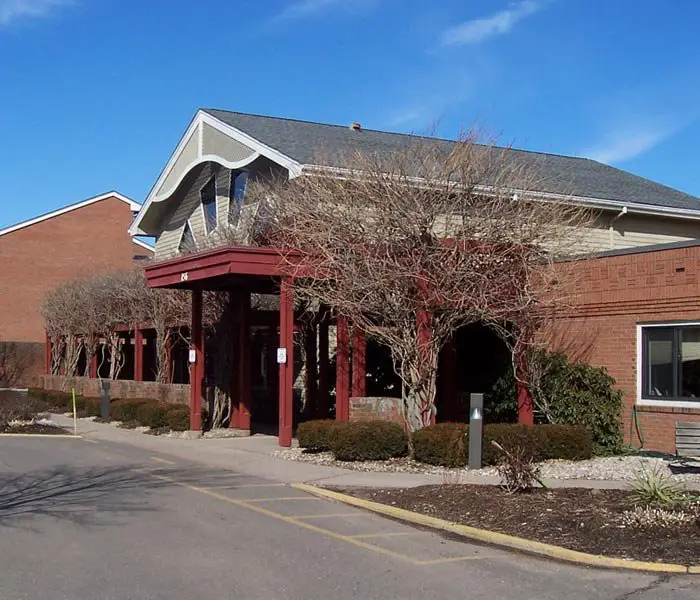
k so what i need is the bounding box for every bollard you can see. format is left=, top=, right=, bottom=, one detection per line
left=468, top=393, right=484, bottom=469
left=100, top=380, right=110, bottom=420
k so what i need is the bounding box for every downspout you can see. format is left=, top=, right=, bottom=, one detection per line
left=609, top=206, right=628, bottom=250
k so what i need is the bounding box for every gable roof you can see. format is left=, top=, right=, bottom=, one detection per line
left=0, top=191, right=144, bottom=238
left=203, top=108, right=700, bottom=215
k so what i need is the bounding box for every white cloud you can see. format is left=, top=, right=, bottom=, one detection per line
left=272, top=0, right=371, bottom=23
left=0, top=0, right=71, bottom=26
left=441, top=0, right=541, bottom=46
left=584, top=123, right=678, bottom=164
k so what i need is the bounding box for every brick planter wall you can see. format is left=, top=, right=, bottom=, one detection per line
left=350, top=396, right=403, bottom=425
left=39, top=375, right=189, bottom=405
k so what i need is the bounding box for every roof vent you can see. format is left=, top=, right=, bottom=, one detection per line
left=350, top=122, right=362, bottom=131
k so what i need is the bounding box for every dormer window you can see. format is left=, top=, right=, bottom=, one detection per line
left=229, top=171, right=248, bottom=225
left=179, top=221, right=195, bottom=253
left=201, top=176, right=217, bottom=233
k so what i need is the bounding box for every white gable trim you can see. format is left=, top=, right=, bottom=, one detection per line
left=130, top=110, right=303, bottom=236
left=0, top=191, right=141, bottom=238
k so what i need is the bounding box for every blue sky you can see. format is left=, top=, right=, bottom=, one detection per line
left=1, top=0, right=699, bottom=228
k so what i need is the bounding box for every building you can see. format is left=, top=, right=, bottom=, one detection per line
left=0, top=192, right=153, bottom=383
left=129, top=109, right=700, bottom=451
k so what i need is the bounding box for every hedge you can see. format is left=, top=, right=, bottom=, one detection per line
left=297, top=419, right=346, bottom=452
left=110, top=398, right=154, bottom=422
left=331, top=420, right=408, bottom=461
left=413, top=422, right=594, bottom=467
left=166, top=405, right=190, bottom=431
left=135, top=402, right=171, bottom=429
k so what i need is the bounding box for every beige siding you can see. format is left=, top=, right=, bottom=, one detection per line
left=202, top=123, right=256, bottom=163
left=157, top=127, right=200, bottom=196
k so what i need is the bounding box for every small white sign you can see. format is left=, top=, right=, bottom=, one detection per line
left=180, top=272, right=189, bottom=282
left=188, top=349, right=197, bottom=364
left=276, top=348, right=287, bottom=364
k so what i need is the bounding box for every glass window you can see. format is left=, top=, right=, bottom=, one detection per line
left=642, top=325, right=700, bottom=401
left=229, top=171, right=248, bottom=225
left=179, top=222, right=195, bottom=253
left=201, top=176, right=217, bottom=233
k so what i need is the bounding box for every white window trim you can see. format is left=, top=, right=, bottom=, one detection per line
left=200, top=175, right=218, bottom=234
left=636, top=321, right=700, bottom=409
left=177, top=219, right=197, bottom=253
left=229, top=169, right=248, bottom=223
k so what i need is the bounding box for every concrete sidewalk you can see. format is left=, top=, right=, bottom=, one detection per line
left=50, top=414, right=698, bottom=490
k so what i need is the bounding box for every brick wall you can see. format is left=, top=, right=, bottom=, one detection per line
left=550, top=243, right=700, bottom=453
left=39, top=375, right=189, bottom=405
left=0, top=195, right=152, bottom=343
left=350, top=396, right=403, bottom=425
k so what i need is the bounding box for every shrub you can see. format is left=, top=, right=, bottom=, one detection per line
left=412, top=422, right=594, bottom=467
left=631, top=465, right=690, bottom=507
left=330, top=420, right=408, bottom=461
left=82, top=397, right=102, bottom=418
left=413, top=423, right=468, bottom=467
left=27, top=388, right=47, bottom=402
left=135, top=402, right=170, bottom=429
left=0, top=395, right=46, bottom=425
left=166, top=405, right=190, bottom=431
left=44, top=391, right=72, bottom=411
left=297, top=419, right=346, bottom=452
left=491, top=441, right=542, bottom=493
left=110, top=398, right=153, bottom=422
left=488, top=350, right=624, bottom=455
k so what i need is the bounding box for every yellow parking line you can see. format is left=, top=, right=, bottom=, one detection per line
left=150, top=456, right=176, bottom=465
left=243, top=496, right=320, bottom=503
left=143, top=471, right=427, bottom=565
left=289, top=513, right=368, bottom=520
left=349, top=532, right=424, bottom=539
left=215, top=483, right=287, bottom=489
left=416, top=556, right=493, bottom=565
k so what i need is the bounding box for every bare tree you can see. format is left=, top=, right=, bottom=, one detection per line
left=255, top=135, right=592, bottom=431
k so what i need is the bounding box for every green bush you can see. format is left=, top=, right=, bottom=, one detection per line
left=297, top=419, right=346, bottom=452
left=166, top=405, right=190, bottom=431
left=27, top=388, right=47, bottom=402
left=412, top=423, right=468, bottom=467
left=110, top=398, right=153, bottom=422
left=135, top=402, right=170, bottom=429
left=82, top=397, right=102, bottom=418
left=488, top=350, right=624, bottom=454
left=412, top=422, right=593, bottom=467
left=44, top=391, right=72, bottom=411
left=330, top=420, right=408, bottom=461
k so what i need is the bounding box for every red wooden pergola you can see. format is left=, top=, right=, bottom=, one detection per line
left=143, top=245, right=363, bottom=446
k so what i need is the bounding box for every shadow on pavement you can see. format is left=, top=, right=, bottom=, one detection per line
left=0, top=465, right=248, bottom=527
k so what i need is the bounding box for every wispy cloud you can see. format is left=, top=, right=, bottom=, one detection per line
left=0, top=0, right=72, bottom=26
left=271, top=0, right=372, bottom=23
left=441, top=0, right=541, bottom=46
left=584, top=123, right=681, bottom=164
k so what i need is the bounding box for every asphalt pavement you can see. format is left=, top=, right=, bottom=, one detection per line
left=0, top=435, right=697, bottom=600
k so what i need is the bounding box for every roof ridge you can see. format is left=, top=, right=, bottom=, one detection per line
left=202, top=108, right=594, bottom=163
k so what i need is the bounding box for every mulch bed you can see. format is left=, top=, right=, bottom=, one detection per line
left=339, top=485, right=700, bottom=565
left=1, top=423, right=70, bottom=434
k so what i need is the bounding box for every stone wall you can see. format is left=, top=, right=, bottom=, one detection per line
left=39, top=375, right=189, bottom=405
left=349, top=396, right=403, bottom=425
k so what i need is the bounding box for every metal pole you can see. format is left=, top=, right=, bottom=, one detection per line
left=100, top=380, right=110, bottom=420
left=468, top=393, right=483, bottom=469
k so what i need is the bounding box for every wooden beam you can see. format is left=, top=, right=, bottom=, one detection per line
left=278, top=277, right=294, bottom=447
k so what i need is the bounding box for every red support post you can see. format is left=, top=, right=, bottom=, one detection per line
left=190, top=290, right=204, bottom=431
left=351, top=327, right=366, bottom=398
left=304, top=321, right=318, bottom=418
left=134, top=328, right=144, bottom=382
left=164, top=332, right=172, bottom=384
left=416, top=310, right=435, bottom=426
left=318, top=316, right=330, bottom=418
left=237, top=290, right=252, bottom=431
left=516, top=350, right=534, bottom=425
left=278, top=277, right=294, bottom=447
left=335, top=317, right=350, bottom=421
left=89, top=353, right=98, bottom=379
left=44, top=332, right=51, bottom=375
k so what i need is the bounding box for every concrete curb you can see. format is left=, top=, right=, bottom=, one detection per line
left=0, top=433, right=82, bottom=439
left=293, top=483, right=699, bottom=574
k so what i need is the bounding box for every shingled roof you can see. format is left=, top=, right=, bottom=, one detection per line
left=203, top=108, right=700, bottom=213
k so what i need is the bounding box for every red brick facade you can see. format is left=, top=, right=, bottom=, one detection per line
left=0, top=195, right=151, bottom=344
left=550, top=243, right=700, bottom=453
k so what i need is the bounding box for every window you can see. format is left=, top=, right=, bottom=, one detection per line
left=179, top=222, right=195, bottom=253
left=201, top=176, right=217, bottom=233
left=229, top=171, right=248, bottom=225
left=641, top=324, right=700, bottom=402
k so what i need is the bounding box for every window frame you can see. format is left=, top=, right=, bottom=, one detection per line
left=637, top=321, right=700, bottom=408
left=229, top=170, right=248, bottom=225
left=200, top=175, right=218, bottom=234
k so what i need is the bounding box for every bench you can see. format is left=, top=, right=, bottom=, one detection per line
left=675, top=422, right=700, bottom=457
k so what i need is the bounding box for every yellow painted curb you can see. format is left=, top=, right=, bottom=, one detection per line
left=293, top=483, right=695, bottom=574
left=0, top=433, right=82, bottom=439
